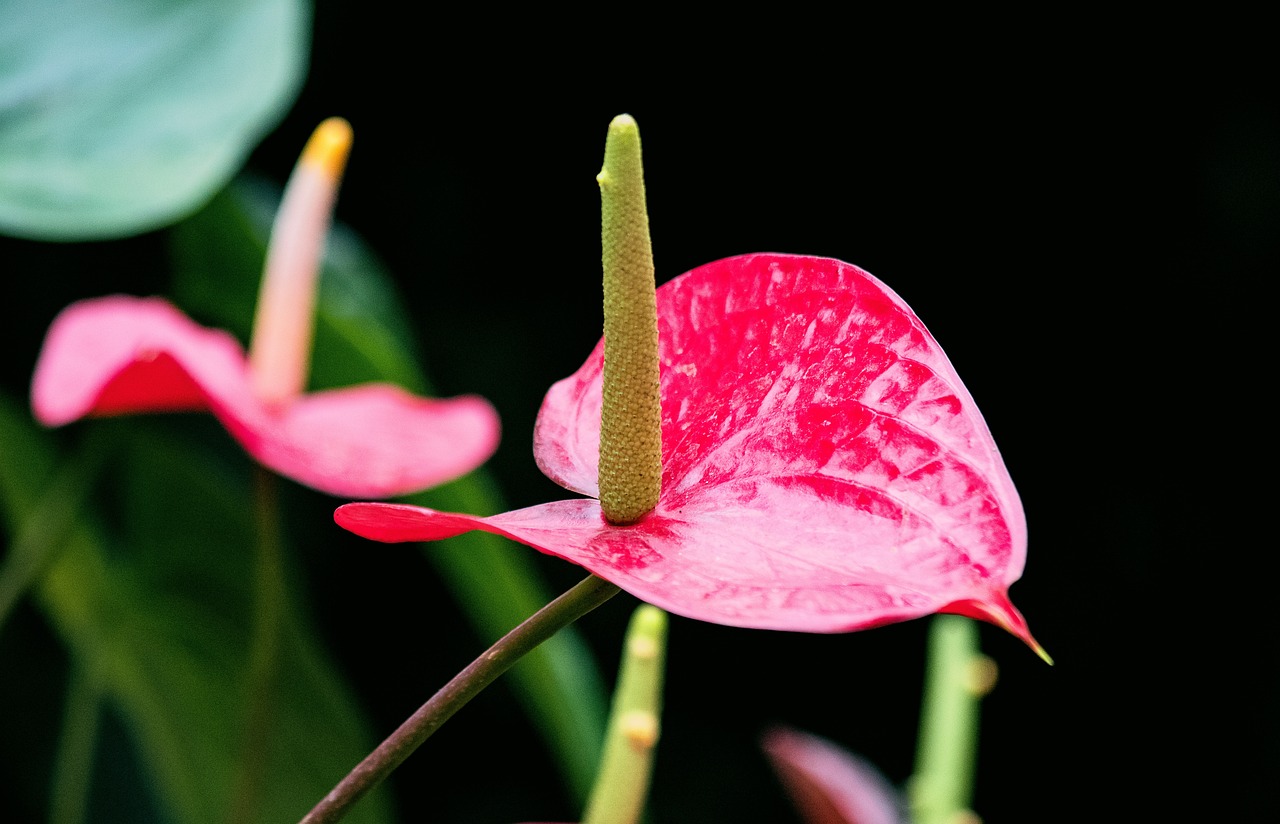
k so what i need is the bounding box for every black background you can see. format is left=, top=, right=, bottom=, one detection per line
left=2, top=11, right=1274, bottom=824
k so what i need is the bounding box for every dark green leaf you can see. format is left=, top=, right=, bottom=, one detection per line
left=0, top=395, right=394, bottom=824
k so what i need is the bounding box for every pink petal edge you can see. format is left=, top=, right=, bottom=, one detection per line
left=31, top=295, right=500, bottom=498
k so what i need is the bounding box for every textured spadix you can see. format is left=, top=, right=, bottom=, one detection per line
left=337, top=253, right=1037, bottom=648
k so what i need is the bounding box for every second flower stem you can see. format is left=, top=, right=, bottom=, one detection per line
left=298, top=573, right=622, bottom=824
left=227, top=467, right=288, bottom=824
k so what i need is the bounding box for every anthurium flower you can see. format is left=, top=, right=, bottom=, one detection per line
left=30, top=118, right=500, bottom=498
left=762, top=725, right=907, bottom=824
left=336, top=252, right=1041, bottom=652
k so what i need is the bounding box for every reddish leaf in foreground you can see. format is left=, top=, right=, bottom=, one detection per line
left=30, top=295, right=500, bottom=498
left=337, top=253, right=1038, bottom=648
left=762, top=726, right=906, bottom=824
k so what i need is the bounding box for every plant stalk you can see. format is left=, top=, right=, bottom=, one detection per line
left=910, top=615, right=997, bottom=824
left=581, top=605, right=667, bottom=824
left=48, top=662, right=104, bottom=824
left=226, top=467, right=288, bottom=824
left=298, top=574, right=621, bottom=824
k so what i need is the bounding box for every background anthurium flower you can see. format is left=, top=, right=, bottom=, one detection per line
left=337, top=253, right=1039, bottom=651
left=762, top=725, right=907, bottom=824
left=30, top=294, right=500, bottom=497
left=30, top=119, right=499, bottom=499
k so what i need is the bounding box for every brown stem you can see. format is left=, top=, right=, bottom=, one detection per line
left=298, top=573, right=622, bottom=824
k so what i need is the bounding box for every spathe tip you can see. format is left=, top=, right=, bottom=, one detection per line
left=942, top=592, right=1053, bottom=665
left=1029, top=638, right=1054, bottom=666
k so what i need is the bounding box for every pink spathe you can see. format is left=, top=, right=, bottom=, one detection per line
left=337, top=253, right=1037, bottom=648
left=31, top=294, right=499, bottom=498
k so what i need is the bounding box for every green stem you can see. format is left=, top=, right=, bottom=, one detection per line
left=298, top=574, right=622, bottom=824
left=0, top=428, right=110, bottom=635
left=226, top=467, right=288, bottom=824
left=581, top=605, right=667, bottom=824
left=910, top=615, right=997, bottom=824
left=48, top=663, right=104, bottom=824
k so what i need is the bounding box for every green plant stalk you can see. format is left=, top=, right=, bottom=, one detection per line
left=597, top=113, right=662, bottom=526
left=226, top=467, right=288, bottom=824
left=298, top=574, right=621, bottom=824
left=581, top=605, right=668, bottom=824
left=48, top=663, right=104, bottom=824
left=910, top=615, right=993, bottom=824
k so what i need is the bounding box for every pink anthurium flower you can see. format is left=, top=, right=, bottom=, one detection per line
left=762, top=725, right=907, bottom=824
left=336, top=253, right=1042, bottom=653
left=30, top=118, right=500, bottom=498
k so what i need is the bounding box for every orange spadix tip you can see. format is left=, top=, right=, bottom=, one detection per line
left=301, top=117, right=353, bottom=180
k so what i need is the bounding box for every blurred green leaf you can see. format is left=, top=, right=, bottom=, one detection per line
left=0, top=395, right=394, bottom=824
left=170, top=180, right=610, bottom=802
left=0, top=0, right=307, bottom=240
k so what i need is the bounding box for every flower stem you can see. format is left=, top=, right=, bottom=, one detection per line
left=597, top=113, right=662, bottom=525
left=581, top=605, right=667, bottom=824
left=910, top=615, right=998, bottom=824
left=297, top=574, right=622, bottom=824
left=226, top=467, right=288, bottom=824
left=48, top=662, right=104, bottom=824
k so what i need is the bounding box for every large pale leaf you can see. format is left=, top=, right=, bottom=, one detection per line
left=0, top=0, right=306, bottom=240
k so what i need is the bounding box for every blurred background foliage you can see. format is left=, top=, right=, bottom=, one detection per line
left=1, top=4, right=1275, bottom=823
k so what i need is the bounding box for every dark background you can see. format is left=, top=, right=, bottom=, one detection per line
left=2, top=12, right=1273, bottom=824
